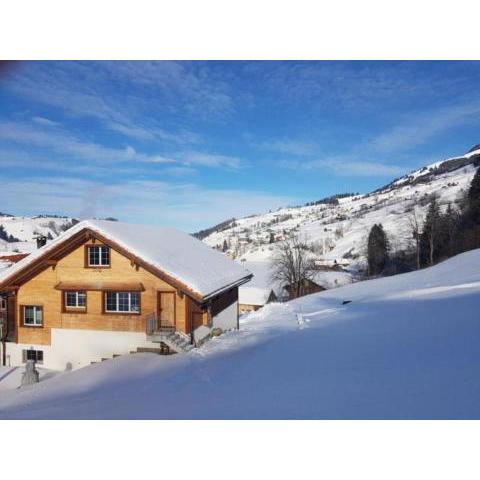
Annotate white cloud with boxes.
[31,116,59,127]
[179,151,242,169]
[0,121,241,170]
[279,156,406,177]
[0,176,295,231]
[369,101,480,153]
[5,61,225,143]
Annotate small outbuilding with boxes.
[239,287,277,314]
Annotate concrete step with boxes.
[147,329,193,353]
[136,347,163,354]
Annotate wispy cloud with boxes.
[279,156,406,177]
[178,151,242,169]
[274,97,480,176]
[369,100,480,153]
[31,116,59,127]
[0,121,243,170]
[0,175,295,231]
[107,121,202,144]
[242,61,480,111]
[3,61,231,143]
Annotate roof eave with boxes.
[201,274,253,304]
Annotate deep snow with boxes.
[0,249,479,419]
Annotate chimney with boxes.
[36,235,48,249]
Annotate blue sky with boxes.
[1,60,480,231]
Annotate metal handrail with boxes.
[145,312,158,335]
[145,312,178,335]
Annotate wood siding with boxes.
[15,238,189,346]
[186,296,208,332]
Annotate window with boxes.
[23,306,43,326]
[87,245,110,267]
[105,292,140,313]
[65,291,86,309]
[23,349,43,364]
[0,297,6,310]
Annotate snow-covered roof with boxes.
[312,271,353,289]
[0,219,252,299]
[0,260,12,274]
[239,287,274,306]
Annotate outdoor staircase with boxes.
[89,314,194,365]
[145,313,194,354]
[147,329,194,353]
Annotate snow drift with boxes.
[0,249,479,419]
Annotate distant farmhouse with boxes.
[0,220,252,370]
[239,287,277,314]
[238,261,353,311]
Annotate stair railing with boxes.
[145,312,158,335]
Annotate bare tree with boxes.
[423,196,441,266]
[407,208,422,270]
[270,234,317,299]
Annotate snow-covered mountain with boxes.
[201,146,480,272]
[0,214,76,256]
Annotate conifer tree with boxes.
[420,197,441,266]
[367,224,389,276]
[467,167,480,226]
[458,167,480,251]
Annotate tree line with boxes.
[367,166,480,276]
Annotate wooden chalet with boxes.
[0,220,252,370]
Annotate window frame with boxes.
[85,244,111,268]
[103,291,141,314]
[22,305,44,328]
[23,349,44,364]
[63,290,87,313]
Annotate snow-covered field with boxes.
[0,366,60,392]
[0,215,75,254]
[1,249,479,419]
[203,154,477,271]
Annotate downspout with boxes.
[237,300,240,330]
[207,303,212,327]
[189,307,194,346]
[1,294,6,366]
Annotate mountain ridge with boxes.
[200,145,480,270]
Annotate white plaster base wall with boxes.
[4,329,159,371]
[193,301,239,343]
[2,302,239,369]
[213,301,238,331]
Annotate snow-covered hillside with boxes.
[0,248,479,419]
[0,215,76,256]
[203,148,479,271]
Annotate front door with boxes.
[158,291,176,329]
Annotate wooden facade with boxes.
[283,278,326,300]
[5,236,221,347]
